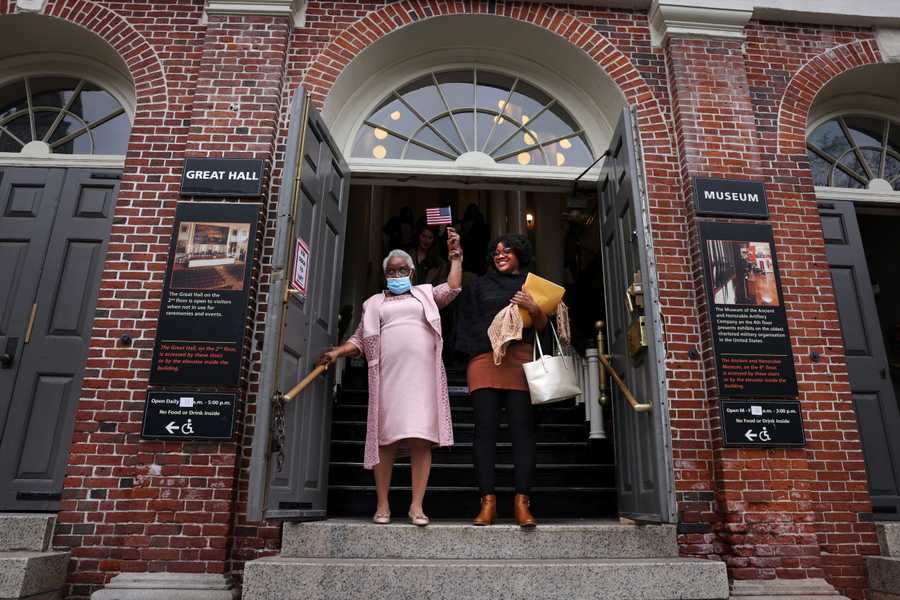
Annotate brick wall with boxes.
[6,1,886,599]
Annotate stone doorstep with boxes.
[867,556,900,595]
[0,551,68,599]
[0,515,55,553]
[870,592,900,600]
[876,523,900,557]
[90,573,239,600]
[280,519,679,559]
[242,556,730,600]
[729,578,846,597]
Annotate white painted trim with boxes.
[0,153,125,168]
[649,2,752,47]
[815,186,900,206]
[204,0,307,27]
[14,0,48,12]
[349,157,601,184]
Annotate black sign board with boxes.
[721,400,805,447]
[149,202,259,386]
[141,390,237,440]
[180,158,264,197]
[694,177,769,218]
[700,221,798,397]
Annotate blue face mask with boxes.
[386,276,412,295]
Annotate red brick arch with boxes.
[301,0,667,137]
[777,38,882,155]
[2,0,171,117]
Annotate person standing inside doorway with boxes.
[317,229,463,526]
[455,234,547,528]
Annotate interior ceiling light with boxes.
[560,138,572,149]
[374,128,388,140]
[524,132,536,145]
[372,145,387,159]
[390,111,401,121]
[556,152,566,166]
[522,115,530,124]
[517,151,531,165]
[497,100,506,109]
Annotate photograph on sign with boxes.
[706,240,779,307]
[290,237,311,295]
[150,203,259,387]
[700,221,798,398]
[171,221,251,291]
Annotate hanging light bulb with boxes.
[374,128,388,140]
[559,138,572,149]
[524,132,535,145]
[390,110,401,121]
[556,152,566,166]
[372,145,387,159]
[517,152,531,165]
[525,212,536,229]
[522,115,530,125]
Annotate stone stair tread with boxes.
[876,523,900,557]
[243,555,729,600]
[281,519,678,559]
[0,550,69,599]
[0,514,55,552]
[867,555,900,593]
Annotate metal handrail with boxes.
[595,321,652,413]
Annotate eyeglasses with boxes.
[491,247,514,258]
[385,267,412,277]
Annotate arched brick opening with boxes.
[300,0,669,143]
[1,0,171,117]
[777,38,882,156]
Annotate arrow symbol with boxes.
[165,422,179,434]
[744,429,757,441]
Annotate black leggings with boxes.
[471,388,535,495]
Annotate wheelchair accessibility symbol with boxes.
[743,427,772,442]
[181,419,195,435]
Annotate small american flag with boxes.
[425,206,452,225]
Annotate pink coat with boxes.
[348,284,458,469]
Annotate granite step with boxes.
[876,523,900,557]
[729,578,850,599]
[280,519,677,559]
[0,550,69,600]
[0,515,55,552]
[868,556,900,600]
[243,556,729,600]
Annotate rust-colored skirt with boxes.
[467,342,533,393]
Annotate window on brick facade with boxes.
[807,114,900,191]
[0,76,130,156]
[351,67,594,167]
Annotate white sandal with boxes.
[408,512,430,527]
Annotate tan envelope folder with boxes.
[519,273,565,327]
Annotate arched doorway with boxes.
[0,13,134,510]
[249,14,674,525]
[811,63,900,519]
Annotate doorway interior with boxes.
[325,182,617,519]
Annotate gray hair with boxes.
[382,249,414,272]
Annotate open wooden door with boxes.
[247,89,350,521]
[597,106,676,523]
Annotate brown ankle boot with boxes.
[514,494,537,528]
[472,494,496,526]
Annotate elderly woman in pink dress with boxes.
[317,228,462,526]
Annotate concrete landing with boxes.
[868,523,900,600]
[729,578,850,600]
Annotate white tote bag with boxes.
[523,322,582,405]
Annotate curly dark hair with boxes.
[487,233,532,271]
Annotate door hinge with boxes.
[24,303,37,344]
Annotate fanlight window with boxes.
[352,68,593,167]
[807,114,900,191]
[0,76,130,156]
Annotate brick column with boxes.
[659,15,827,584]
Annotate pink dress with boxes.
[349,284,459,452]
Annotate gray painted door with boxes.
[0,168,119,510]
[251,89,350,520]
[597,107,675,523]
[820,200,900,519]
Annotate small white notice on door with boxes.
[179,397,195,408]
[290,237,311,297]
[751,405,763,416]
